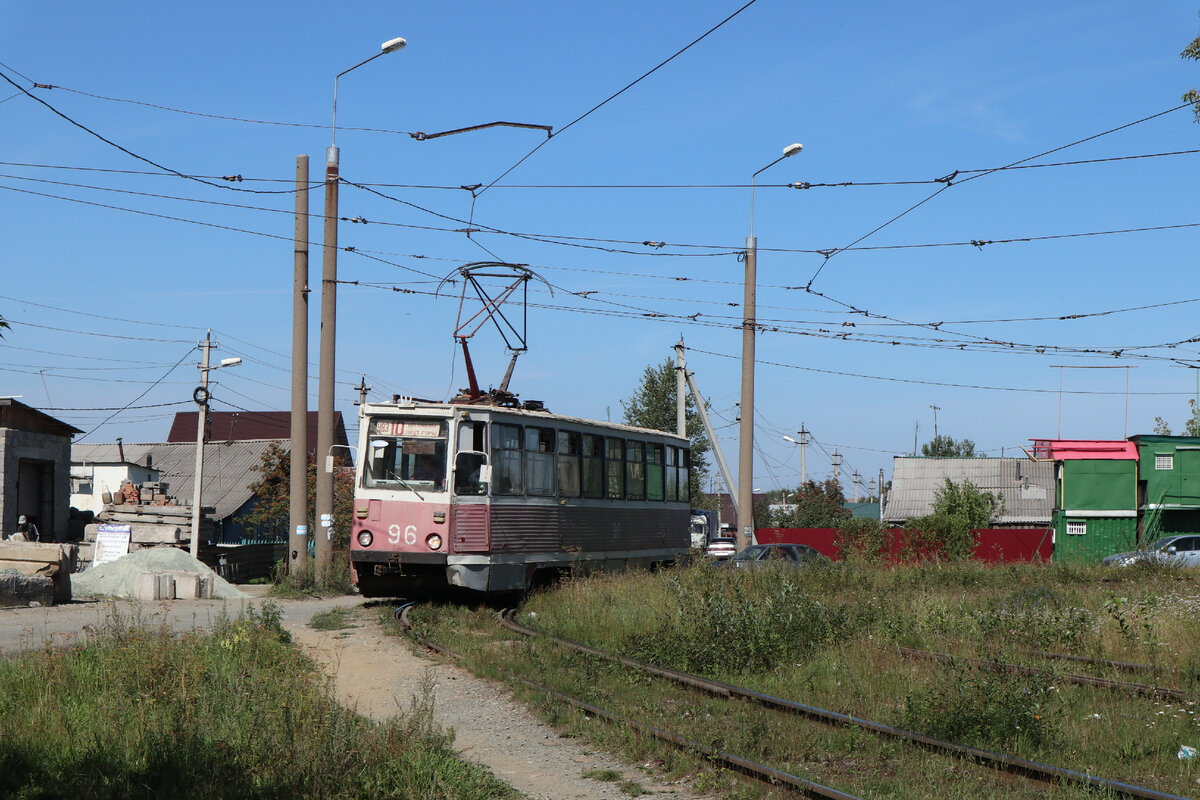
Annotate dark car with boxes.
[724,543,831,568]
[1102,535,1200,568]
[705,537,738,560]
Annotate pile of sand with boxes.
[72,548,247,600]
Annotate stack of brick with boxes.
[112,481,174,506]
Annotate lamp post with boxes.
[190,330,241,558]
[315,37,406,577]
[738,143,802,552]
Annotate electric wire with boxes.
[75,347,195,441]
[0,67,306,195]
[474,0,762,197]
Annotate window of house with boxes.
[1155,453,1174,470]
[679,449,691,503]
[1066,520,1086,536]
[524,427,556,496]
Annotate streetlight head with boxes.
[782,435,797,443]
[783,142,803,158]
[381,37,407,54]
[219,357,242,368]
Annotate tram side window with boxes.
[626,441,645,500]
[664,447,678,501]
[646,443,665,501]
[582,435,604,499]
[605,437,625,499]
[557,431,581,498]
[679,448,691,502]
[454,422,488,496]
[492,423,523,495]
[525,427,555,496]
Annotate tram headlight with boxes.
[357,530,374,547]
[426,533,443,551]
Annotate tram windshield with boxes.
[363,418,448,492]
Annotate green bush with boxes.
[833,517,891,566]
[901,659,1059,750]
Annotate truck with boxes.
[689,509,719,550]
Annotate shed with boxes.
[1128,434,1200,539]
[1030,439,1139,563]
[0,398,81,541]
[882,457,1054,526]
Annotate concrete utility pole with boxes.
[290,155,310,576]
[189,335,241,558]
[190,332,212,560]
[315,37,407,578]
[674,339,686,438]
[852,470,861,502]
[930,404,940,440]
[740,142,803,552]
[355,375,371,407]
[832,449,842,488]
[799,424,808,484]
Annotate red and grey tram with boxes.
[349,399,692,596]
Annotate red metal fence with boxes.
[757,527,1053,564]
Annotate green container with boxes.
[1053,515,1137,563]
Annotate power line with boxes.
[75,347,195,442]
[0,67,303,195]
[475,0,762,196]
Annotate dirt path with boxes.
[286,605,708,800]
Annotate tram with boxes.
[349,397,692,596]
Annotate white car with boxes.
[1102,535,1200,567]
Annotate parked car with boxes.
[1102,535,1200,567]
[705,537,738,559]
[722,543,831,568]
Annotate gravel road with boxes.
[0,591,709,800]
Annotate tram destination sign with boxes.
[372,420,441,438]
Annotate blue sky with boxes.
[2,1,1199,496]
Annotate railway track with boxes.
[398,602,1195,800]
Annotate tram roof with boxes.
[360,401,690,443]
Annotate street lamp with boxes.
[781,424,808,483]
[738,143,803,552]
[190,332,241,558]
[315,37,406,576]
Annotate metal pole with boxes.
[315,145,339,577]
[737,235,756,551]
[190,331,212,559]
[289,155,310,575]
[675,339,686,438]
[684,370,738,520]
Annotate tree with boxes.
[1184,11,1200,120]
[1152,398,1200,437]
[921,435,976,457]
[620,359,714,509]
[242,443,355,552]
[905,478,1003,561]
[766,478,850,528]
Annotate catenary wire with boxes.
[75,347,195,441]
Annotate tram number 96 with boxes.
[388,524,418,545]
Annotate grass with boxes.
[268,551,356,599]
[399,559,1200,799]
[0,602,520,800]
[309,607,357,631]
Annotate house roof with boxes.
[1029,439,1138,460]
[165,410,347,459]
[71,439,287,520]
[0,397,82,437]
[882,457,1055,525]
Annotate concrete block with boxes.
[172,571,199,598]
[133,572,174,600]
[197,574,213,599]
[0,568,54,607]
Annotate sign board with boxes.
[93,524,132,568]
[372,420,441,438]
